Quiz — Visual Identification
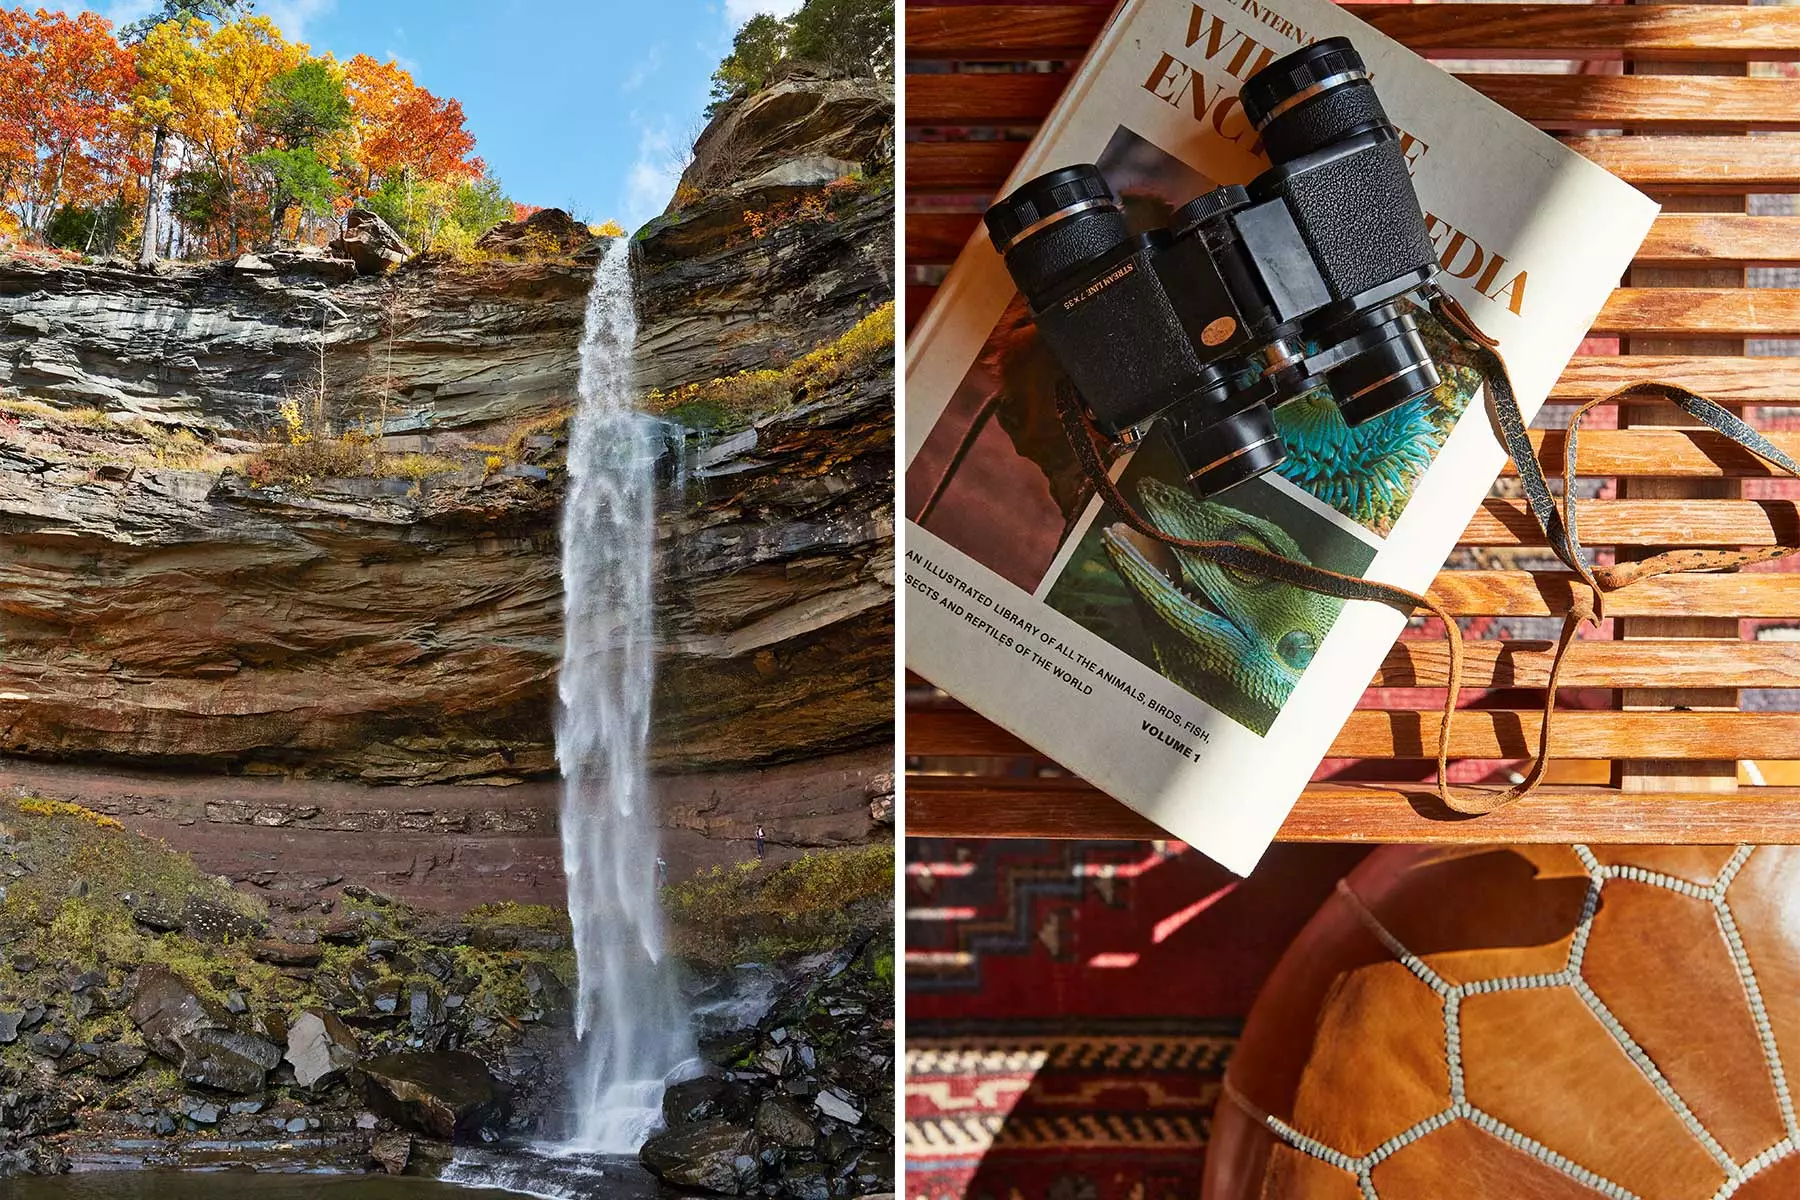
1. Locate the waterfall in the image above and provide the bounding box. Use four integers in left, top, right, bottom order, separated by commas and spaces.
553, 236, 693, 1153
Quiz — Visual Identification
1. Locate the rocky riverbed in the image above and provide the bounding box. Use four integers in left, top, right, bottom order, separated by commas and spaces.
0, 798, 894, 1194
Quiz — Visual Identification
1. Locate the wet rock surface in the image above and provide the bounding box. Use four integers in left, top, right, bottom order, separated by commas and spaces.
360, 1050, 509, 1141
642, 935, 896, 1199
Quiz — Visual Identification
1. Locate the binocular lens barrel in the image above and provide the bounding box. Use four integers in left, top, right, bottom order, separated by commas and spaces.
984, 165, 1127, 310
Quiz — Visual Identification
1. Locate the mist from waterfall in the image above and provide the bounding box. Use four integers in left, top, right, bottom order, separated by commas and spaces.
553, 236, 693, 1153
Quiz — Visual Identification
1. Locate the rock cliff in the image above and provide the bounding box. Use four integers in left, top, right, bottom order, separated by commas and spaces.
0, 72, 895, 894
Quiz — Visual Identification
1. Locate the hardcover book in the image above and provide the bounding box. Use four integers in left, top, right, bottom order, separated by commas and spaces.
903, 0, 1660, 873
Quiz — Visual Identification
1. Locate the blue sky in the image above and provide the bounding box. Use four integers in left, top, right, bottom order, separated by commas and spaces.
64, 0, 805, 228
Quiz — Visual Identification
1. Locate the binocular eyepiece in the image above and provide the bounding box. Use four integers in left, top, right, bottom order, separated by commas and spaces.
985, 37, 1443, 497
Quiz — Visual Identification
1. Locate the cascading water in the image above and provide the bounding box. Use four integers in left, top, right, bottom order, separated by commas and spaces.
440, 236, 691, 1200
551, 235, 693, 1153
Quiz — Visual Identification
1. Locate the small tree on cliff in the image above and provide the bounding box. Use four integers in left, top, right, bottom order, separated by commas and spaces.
708, 13, 789, 116
707, 0, 894, 119
789, 0, 893, 80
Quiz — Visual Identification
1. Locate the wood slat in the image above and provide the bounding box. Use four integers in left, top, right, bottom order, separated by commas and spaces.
1462, 497, 1800, 546
906, 136, 1800, 192
908, 212, 1800, 268
1427, 569, 1800, 618
1516, 427, 1800, 477
1564, 134, 1800, 192
907, 73, 1800, 130
1635, 214, 1800, 266
904, 775, 1800, 843
1594, 289, 1800, 337
909, 706, 1800, 760
1551, 356, 1800, 404
907, 72, 1071, 123
1348, 3, 1800, 60
905, 5, 1109, 57
1375, 638, 1800, 688
905, 5, 1800, 61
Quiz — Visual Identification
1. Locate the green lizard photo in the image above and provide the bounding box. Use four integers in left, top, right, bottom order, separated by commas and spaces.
1043, 434, 1378, 736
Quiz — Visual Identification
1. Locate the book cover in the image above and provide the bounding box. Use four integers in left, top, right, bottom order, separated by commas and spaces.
903, 0, 1660, 873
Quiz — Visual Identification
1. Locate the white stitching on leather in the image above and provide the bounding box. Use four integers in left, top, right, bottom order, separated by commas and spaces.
1236, 847, 1790, 1198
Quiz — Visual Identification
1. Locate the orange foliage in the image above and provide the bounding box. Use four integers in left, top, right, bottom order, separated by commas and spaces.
343, 54, 480, 193
0, 8, 138, 235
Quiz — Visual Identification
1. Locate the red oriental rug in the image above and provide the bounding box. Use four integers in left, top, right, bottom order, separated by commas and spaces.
905, 839, 1368, 1200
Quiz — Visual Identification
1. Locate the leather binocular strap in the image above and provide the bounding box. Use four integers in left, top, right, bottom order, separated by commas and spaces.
1056, 290, 1800, 819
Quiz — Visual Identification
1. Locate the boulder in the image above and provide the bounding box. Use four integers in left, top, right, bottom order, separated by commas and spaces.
813, 1086, 860, 1125
780, 1163, 831, 1200
370, 1130, 412, 1175
836, 1148, 894, 1194
92, 1042, 149, 1079
520, 961, 571, 1019
131, 896, 184, 932
177, 1028, 280, 1094
664, 1075, 737, 1127
640, 1119, 760, 1194
360, 1050, 508, 1141
474, 208, 596, 258
285, 1009, 360, 1089
263, 243, 359, 282
252, 940, 323, 967
128, 965, 231, 1062
181, 895, 263, 944
408, 983, 447, 1046
329, 209, 412, 275
754, 1094, 817, 1150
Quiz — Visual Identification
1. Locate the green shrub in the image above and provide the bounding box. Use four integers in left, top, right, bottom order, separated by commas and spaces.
663, 843, 893, 968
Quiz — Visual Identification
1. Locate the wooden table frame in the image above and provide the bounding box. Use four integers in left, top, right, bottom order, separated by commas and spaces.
903, 0, 1800, 844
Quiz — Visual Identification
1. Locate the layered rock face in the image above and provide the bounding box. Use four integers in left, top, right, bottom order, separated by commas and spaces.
0, 72, 894, 891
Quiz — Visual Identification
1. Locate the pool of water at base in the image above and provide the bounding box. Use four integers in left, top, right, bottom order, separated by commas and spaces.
7, 1174, 534, 1198
7, 1150, 666, 1200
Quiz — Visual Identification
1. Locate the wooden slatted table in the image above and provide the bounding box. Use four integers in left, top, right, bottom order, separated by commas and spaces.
904, 0, 1800, 844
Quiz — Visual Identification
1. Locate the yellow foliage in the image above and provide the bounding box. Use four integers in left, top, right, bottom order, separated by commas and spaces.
644, 301, 894, 431
385, 452, 458, 482
431, 219, 485, 262
136, 16, 307, 192
15, 797, 123, 831
277, 396, 311, 444
483, 454, 503, 477
591, 219, 626, 238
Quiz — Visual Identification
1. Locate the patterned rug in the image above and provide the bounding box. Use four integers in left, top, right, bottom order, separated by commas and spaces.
905, 839, 1368, 1199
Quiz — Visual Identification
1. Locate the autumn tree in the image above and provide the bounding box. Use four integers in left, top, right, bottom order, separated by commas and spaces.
0, 9, 137, 239
341, 55, 478, 195
136, 14, 303, 254
122, 0, 251, 264
339, 54, 494, 251
0, 6, 534, 261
